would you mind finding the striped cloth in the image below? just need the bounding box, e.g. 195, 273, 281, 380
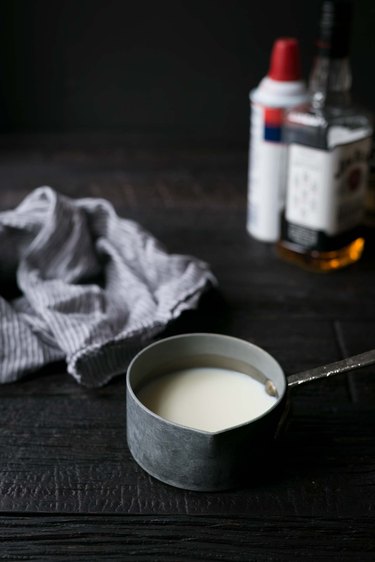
0, 187, 215, 387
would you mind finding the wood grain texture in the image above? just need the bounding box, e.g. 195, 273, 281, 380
0, 514, 374, 561
0, 135, 374, 558
0, 369, 373, 516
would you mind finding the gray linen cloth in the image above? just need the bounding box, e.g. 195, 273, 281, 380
0, 187, 215, 387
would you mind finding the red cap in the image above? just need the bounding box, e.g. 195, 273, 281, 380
268, 37, 302, 82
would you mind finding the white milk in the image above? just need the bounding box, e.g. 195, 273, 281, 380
137, 367, 277, 433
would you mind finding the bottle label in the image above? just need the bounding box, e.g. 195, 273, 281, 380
283, 137, 372, 251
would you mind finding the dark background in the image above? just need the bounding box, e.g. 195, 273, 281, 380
0, 0, 374, 145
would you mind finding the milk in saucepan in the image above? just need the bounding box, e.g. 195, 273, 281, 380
137, 367, 277, 432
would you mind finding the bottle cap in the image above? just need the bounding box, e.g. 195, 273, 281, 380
317, 0, 352, 58
267, 38, 302, 82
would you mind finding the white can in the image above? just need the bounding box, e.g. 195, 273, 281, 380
247, 38, 309, 242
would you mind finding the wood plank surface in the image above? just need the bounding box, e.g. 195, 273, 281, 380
0, 135, 374, 559
0, 514, 374, 562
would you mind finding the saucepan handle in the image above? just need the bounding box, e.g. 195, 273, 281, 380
287, 349, 375, 389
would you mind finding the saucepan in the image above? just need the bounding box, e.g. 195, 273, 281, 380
126, 333, 375, 491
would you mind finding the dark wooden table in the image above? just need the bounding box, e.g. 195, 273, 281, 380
0, 135, 374, 561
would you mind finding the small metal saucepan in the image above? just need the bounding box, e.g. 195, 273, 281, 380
126, 333, 375, 492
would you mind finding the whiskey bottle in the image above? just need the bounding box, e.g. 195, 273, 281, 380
278, 0, 373, 271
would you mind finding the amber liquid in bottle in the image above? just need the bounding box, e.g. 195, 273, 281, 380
277, 1, 372, 271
